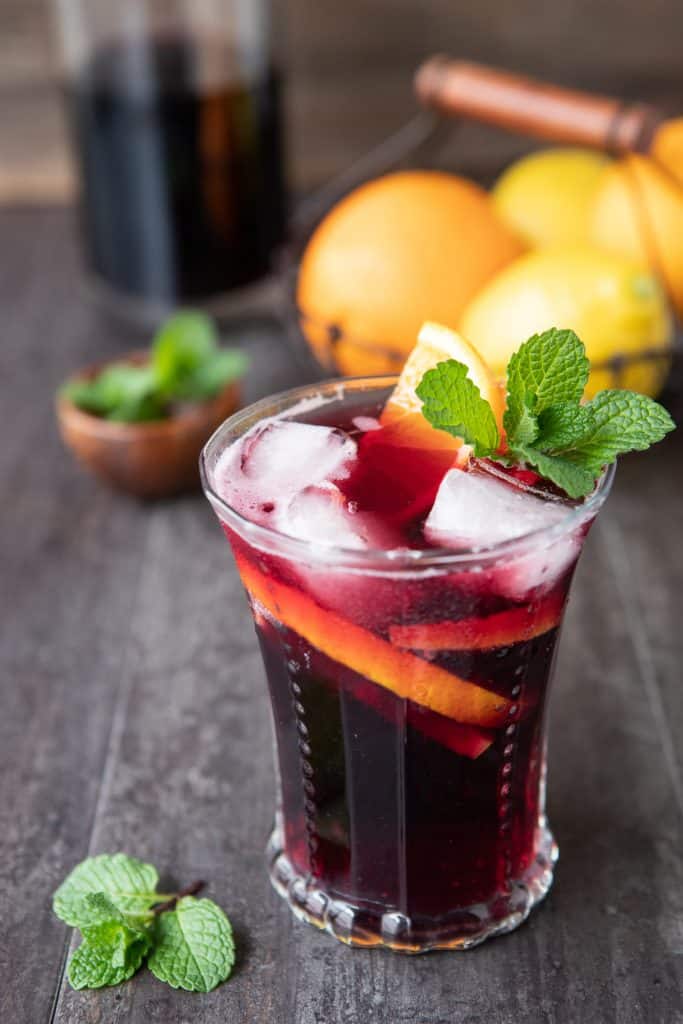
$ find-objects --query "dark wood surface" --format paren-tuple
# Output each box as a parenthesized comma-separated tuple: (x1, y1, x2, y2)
(1, 207, 682, 1024)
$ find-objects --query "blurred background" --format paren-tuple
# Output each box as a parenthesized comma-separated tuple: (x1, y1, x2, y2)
(3, 0, 683, 202)
(3, 0, 683, 499)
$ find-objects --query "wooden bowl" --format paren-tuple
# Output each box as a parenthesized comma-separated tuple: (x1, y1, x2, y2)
(56, 353, 242, 498)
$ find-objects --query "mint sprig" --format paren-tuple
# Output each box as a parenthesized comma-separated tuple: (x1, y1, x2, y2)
(53, 853, 235, 994)
(417, 328, 675, 498)
(61, 311, 248, 423)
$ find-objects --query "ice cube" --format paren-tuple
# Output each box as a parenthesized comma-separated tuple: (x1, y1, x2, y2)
(275, 484, 377, 549)
(496, 534, 581, 600)
(425, 468, 569, 549)
(216, 419, 357, 525)
(425, 468, 582, 598)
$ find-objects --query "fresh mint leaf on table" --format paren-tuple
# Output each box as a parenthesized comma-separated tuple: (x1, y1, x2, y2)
(148, 896, 235, 993)
(61, 310, 248, 423)
(53, 853, 235, 994)
(67, 895, 152, 990)
(53, 853, 161, 925)
(418, 327, 675, 498)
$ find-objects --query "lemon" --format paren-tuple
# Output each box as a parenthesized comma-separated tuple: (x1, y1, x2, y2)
(591, 154, 683, 320)
(459, 245, 673, 398)
(492, 148, 610, 248)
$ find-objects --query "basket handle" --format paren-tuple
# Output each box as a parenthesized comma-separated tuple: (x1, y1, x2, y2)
(415, 56, 663, 155)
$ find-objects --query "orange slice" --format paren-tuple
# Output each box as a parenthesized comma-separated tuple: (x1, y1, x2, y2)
(390, 591, 564, 652)
(235, 553, 512, 729)
(381, 321, 506, 449)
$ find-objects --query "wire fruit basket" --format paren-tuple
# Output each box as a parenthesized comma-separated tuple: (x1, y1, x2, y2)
(281, 57, 681, 412)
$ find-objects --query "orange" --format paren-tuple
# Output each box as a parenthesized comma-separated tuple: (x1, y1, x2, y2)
(297, 171, 525, 375)
(234, 552, 511, 731)
(591, 154, 683, 320)
(383, 321, 505, 439)
(389, 589, 564, 651)
(652, 118, 683, 187)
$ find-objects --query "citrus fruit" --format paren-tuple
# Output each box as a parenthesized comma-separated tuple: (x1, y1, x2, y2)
(652, 118, 683, 187)
(591, 153, 683, 320)
(382, 321, 505, 448)
(297, 171, 525, 375)
(492, 147, 610, 248)
(234, 551, 511, 731)
(389, 589, 564, 651)
(459, 245, 673, 398)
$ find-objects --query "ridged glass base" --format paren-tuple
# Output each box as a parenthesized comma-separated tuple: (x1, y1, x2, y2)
(267, 821, 558, 953)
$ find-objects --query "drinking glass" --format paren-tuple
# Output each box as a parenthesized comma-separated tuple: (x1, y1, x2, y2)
(201, 377, 614, 951)
(55, 0, 286, 320)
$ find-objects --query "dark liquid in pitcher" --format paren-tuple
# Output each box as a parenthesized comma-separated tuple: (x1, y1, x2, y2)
(65, 34, 286, 303)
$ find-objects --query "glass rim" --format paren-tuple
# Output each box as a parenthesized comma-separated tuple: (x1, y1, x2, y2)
(200, 375, 615, 573)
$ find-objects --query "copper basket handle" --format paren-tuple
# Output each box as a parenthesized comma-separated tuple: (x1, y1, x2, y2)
(415, 56, 663, 155)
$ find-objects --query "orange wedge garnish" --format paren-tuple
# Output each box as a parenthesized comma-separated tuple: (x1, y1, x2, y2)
(381, 321, 506, 450)
(390, 590, 564, 652)
(235, 553, 512, 730)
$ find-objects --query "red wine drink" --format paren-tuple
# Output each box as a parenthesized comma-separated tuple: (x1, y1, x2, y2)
(64, 34, 285, 307)
(201, 378, 614, 951)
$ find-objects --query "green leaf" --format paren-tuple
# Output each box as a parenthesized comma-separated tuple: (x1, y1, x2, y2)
(66, 894, 152, 990)
(544, 389, 675, 473)
(504, 328, 590, 442)
(62, 364, 158, 420)
(535, 402, 593, 449)
(173, 349, 249, 402)
(416, 359, 500, 457)
(512, 445, 598, 499)
(68, 927, 150, 990)
(106, 393, 167, 423)
(153, 311, 218, 396)
(507, 397, 539, 447)
(148, 897, 235, 993)
(67, 892, 128, 929)
(53, 853, 160, 926)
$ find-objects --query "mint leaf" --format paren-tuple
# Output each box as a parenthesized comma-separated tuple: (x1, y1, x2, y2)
(542, 389, 675, 474)
(67, 894, 152, 990)
(153, 311, 218, 396)
(53, 853, 160, 926)
(535, 402, 593, 449)
(63, 364, 163, 422)
(504, 329, 589, 442)
(512, 445, 597, 499)
(68, 892, 130, 929)
(62, 312, 248, 423)
(148, 897, 235, 993)
(173, 349, 249, 403)
(416, 359, 500, 456)
(507, 399, 539, 447)
(68, 925, 150, 990)
(499, 328, 674, 496)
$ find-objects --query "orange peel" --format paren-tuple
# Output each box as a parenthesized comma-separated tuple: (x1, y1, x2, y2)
(390, 591, 564, 652)
(235, 553, 512, 730)
(381, 321, 505, 450)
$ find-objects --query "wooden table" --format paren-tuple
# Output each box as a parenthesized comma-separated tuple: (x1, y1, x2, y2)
(1, 206, 682, 1024)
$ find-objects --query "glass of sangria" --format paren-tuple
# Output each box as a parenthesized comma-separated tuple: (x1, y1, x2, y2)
(201, 370, 614, 952)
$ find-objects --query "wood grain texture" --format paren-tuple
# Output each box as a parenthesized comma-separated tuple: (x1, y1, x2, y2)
(0, 208, 682, 1023)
